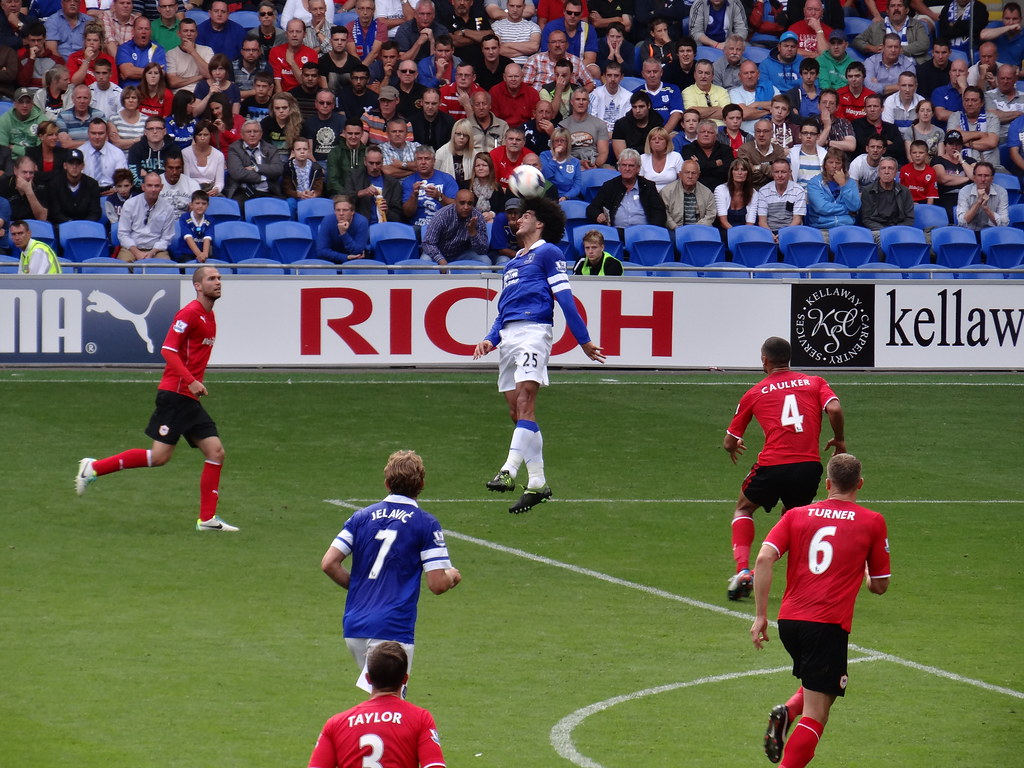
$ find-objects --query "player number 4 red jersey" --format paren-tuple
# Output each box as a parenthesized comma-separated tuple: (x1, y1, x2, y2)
(727, 370, 838, 466)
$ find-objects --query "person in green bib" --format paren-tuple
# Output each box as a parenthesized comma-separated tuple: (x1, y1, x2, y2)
(11, 220, 61, 274)
(573, 228, 622, 275)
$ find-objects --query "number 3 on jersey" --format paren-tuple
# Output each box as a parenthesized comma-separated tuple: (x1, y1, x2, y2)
(368, 529, 398, 580)
(780, 393, 805, 433)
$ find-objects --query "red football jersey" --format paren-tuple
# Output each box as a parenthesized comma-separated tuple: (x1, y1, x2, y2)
(835, 86, 875, 121)
(727, 370, 838, 466)
(308, 696, 446, 768)
(158, 300, 216, 399)
(899, 164, 938, 202)
(765, 499, 890, 632)
(269, 44, 319, 91)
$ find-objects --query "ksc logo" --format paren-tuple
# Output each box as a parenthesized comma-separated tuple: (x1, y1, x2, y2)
(791, 284, 874, 367)
(0, 277, 178, 363)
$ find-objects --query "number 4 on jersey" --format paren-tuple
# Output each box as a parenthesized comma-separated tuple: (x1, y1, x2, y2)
(780, 393, 805, 433)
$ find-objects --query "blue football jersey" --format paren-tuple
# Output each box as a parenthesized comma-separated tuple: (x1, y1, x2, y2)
(644, 84, 684, 123)
(485, 240, 590, 347)
(333, 494, 452, 644)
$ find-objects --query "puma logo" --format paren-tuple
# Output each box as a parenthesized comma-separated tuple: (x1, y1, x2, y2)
(86, 290, 166, 353)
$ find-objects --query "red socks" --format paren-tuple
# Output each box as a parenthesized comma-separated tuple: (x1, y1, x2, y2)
(781, 716, 824, 768)
(786, 687, 805, 721)
(731, 515, 755, 571)
(93, 449, 150, 476)
(199, 460, 222, 522)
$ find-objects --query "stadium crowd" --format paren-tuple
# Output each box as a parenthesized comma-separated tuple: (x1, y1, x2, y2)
(4, 0, 1024, 272)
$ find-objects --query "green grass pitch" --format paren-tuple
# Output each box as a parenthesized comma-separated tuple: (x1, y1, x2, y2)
(1, 369, 1021, 767)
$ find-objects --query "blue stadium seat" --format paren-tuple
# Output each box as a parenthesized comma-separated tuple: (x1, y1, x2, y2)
(341, 259, 390, 274)
(931, 226, 982, 268)
(24, 219, 55, 250)
(232, 10, 259, 28)
(297, 197, 335, 239)
(879, 225, 930, 268)
(369, 221, 420, 264)
(674, 224, 726, 266)
(234, 257, 287, 274)
(391, 259, 441, 274)
(0, 254, 20, 273)
(266, 220, 314, 264)
(243, 197, 292, 240)
(561, 199, 589, 236)
(205, 196, 242, 227)
(829, 225, 879, 266)
(184, 9, 208, 24)
(726, 225, 777, 267)
(980, 226, 1024, 269)
(696, 45, 723, 62)
(994, 173, 1021, 205)
(913, 203, 949, 231)
(808, 263, 853, 279)
(79, 256, 131, 273)
(1008, 202, 1024, 230)
(844, 16, 872, 39)
(645, 261, 701, 278)
(213, 221, 263, 263)
(58, 220, 109, 262)
(745, 46, 770, 63)
(620, 76, 644, 91)
(290, 258, 340, 275)
(572, 224, 622, 260)
(580, 168, 618, 203)
(624, 224, 674, 266)
(778, 226, 828, 267)
(135, 258, 182, 274)
(335, 10, 357, 25)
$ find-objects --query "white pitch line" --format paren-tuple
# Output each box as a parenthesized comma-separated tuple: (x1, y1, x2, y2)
(550, 658, 882, 768)
(321, 503, 1024, 703)
(333, 497, 1024, 505)
(2, 376, 1022, 387)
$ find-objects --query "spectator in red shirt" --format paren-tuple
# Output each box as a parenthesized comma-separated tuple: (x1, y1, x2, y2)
(439, 60, 485, 121)
(835, 60, 875, 121)
(489, 62, 538, 128)
(900, 138, 939, 203)
(269, 17, 318, 92)
(489, 125, 527, 188)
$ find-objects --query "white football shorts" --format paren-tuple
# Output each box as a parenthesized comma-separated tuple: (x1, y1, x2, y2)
(346, 637, 416, 693)
(497, 321, 552, 392)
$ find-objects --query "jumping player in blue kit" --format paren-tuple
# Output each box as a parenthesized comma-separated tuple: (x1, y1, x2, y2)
(473, 196, 605, 514)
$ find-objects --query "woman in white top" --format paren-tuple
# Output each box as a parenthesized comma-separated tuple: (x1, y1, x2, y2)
(433, 118, 476, 185)
(182, 120, 226, 196)
(640, 126, 684, 191)
(714, 157, 757, 230)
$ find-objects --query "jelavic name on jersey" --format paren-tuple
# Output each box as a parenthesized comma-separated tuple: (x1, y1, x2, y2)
(760, 378, 811, 394)
(371, 508, 415, 523)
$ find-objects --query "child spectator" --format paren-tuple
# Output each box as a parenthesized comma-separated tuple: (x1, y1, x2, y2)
(282, 136, 324, 215)
(900, 139, 939, 204)
(173, 189, 214, 263)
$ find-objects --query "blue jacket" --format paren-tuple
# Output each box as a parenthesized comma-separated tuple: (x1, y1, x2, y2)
(760, 48, 804, 94)
(806, 174, 861, 228)
(316, 212, 370, 264)
(539, 151, 584, 200)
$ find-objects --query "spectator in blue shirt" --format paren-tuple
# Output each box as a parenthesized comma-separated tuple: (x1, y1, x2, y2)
(317, 194, 370, 263)
(44, 0, 85, 59)
(117, 16, 166, 88)
(197, 0, 247, 61)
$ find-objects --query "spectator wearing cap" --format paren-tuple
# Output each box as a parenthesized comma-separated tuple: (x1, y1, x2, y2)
(361, 85, 413, 146)
(852, 0, 931, 64)
(46, 147, 103, 226)
(819, 29, 856, 91)
(0, 88, 45, 159)
(933, 130, 978, 219)
(761, 31, 805, 94)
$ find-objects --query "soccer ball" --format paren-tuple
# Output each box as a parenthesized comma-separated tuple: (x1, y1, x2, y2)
(508, 165, 546, 198)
